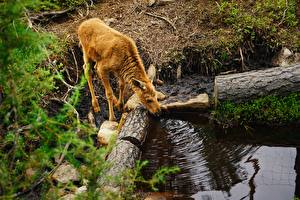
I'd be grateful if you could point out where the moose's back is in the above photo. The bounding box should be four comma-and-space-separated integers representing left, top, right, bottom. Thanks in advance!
78, 18, 136, 70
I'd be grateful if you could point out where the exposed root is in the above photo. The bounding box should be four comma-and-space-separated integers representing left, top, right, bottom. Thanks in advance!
29, 9, 72, 22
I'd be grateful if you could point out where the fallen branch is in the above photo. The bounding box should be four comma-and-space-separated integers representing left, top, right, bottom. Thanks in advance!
144, 12, 177, 32
70, 48, 79, 84
29, 8, 72, 22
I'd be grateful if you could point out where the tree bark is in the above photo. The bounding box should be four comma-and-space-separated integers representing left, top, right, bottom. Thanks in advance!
118, 108, 150, 145
214, 64, 300, 104
98, 108, 151, 188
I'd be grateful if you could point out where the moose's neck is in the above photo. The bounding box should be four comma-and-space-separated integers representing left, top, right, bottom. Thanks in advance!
122, 55, 149, 84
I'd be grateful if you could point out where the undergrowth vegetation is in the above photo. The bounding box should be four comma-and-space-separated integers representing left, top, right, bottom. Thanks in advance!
213, 93, 300, 127
215, 0, 299, 50
210, 1, 300, 127
169, 0, 299, 77
31, 0, 90, 11
0, 0, 178, 199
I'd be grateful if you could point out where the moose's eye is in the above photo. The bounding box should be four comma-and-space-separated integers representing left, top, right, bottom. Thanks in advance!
146, 99, 153, 103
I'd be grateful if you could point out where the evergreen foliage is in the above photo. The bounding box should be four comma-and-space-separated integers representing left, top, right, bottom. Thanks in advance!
0, 0, 179, 199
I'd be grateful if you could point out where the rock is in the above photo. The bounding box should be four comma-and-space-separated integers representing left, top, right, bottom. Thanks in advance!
147, 0, 156, 6
125, 91, 166, 112
272, 47, 300, 67
163, 93, 209, 111
52, 163, 80, 184
75, 186, 87, 194
97, 121, 118, 145
60, 194, 76, 200
157, 91, 167, 101
103, 18, 117, 26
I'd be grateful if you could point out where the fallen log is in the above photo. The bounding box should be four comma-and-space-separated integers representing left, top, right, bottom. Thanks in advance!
98, 108, 151, 188
214, 64, 300, 104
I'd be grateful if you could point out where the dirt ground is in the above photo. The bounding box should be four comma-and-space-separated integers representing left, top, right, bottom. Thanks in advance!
46, 0, 221, 67
43, 0, 223, 123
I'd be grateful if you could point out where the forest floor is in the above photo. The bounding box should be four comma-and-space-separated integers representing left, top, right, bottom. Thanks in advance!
42, 0, 300, 124
44, 0, 223, 123
46, 0, 221, 67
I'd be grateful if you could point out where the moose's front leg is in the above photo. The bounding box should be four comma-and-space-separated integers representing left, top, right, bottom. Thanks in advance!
116, 78, 125, 111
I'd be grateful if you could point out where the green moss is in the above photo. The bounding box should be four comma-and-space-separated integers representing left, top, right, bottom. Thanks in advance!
213, 93, 300, 127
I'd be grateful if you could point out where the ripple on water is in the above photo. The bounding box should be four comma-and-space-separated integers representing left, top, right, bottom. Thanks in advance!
141, 118, 298, 200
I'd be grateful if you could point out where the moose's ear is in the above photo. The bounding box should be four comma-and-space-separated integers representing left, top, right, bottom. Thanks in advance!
132, 78, 146, 90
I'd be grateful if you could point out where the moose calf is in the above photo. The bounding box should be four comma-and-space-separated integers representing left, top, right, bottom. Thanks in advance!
78, 18, 161, 121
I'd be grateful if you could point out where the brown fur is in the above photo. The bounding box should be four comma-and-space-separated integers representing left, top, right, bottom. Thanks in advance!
78, 18, 161, 121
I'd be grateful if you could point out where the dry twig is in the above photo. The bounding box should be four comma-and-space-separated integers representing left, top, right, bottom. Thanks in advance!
29, 9, 72, 22
278, 0, 289, 26
144, 12, 177, 32
70, 48, 79, 84
239, 47, 247, 71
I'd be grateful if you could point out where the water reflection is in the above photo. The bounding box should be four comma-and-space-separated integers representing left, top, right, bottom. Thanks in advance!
141, 118, 298, 200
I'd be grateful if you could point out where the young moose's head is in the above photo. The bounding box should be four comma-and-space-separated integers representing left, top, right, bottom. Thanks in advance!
132, 78, 161, 115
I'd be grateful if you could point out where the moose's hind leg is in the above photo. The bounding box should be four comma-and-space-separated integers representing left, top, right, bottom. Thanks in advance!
96, 65, 116, 121
83, 54, 100, 113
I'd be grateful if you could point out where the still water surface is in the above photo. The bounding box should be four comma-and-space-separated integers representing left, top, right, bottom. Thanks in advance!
141, 116, 300, 200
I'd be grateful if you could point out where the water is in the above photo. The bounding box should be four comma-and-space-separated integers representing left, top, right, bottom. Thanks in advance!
141, 116, 300, 200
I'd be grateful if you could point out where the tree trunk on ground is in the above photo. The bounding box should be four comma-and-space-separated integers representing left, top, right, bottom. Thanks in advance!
98, 108, 151, 188
118, 108, 150, 144
214, 64, 300, 104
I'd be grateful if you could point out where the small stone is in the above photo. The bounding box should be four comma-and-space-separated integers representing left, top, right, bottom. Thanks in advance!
282, 47, 292, 58
60, 193, 76, 200
156, 91, 167, 101
147, 0, 156, 7
103, 18, 117, 26
75, 186, 87, 194
52, 163, 80, 184
272, 47, 294, 67
97, 121, 118, 145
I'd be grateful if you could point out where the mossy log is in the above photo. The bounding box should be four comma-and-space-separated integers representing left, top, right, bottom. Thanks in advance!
214, 64, 300, 104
